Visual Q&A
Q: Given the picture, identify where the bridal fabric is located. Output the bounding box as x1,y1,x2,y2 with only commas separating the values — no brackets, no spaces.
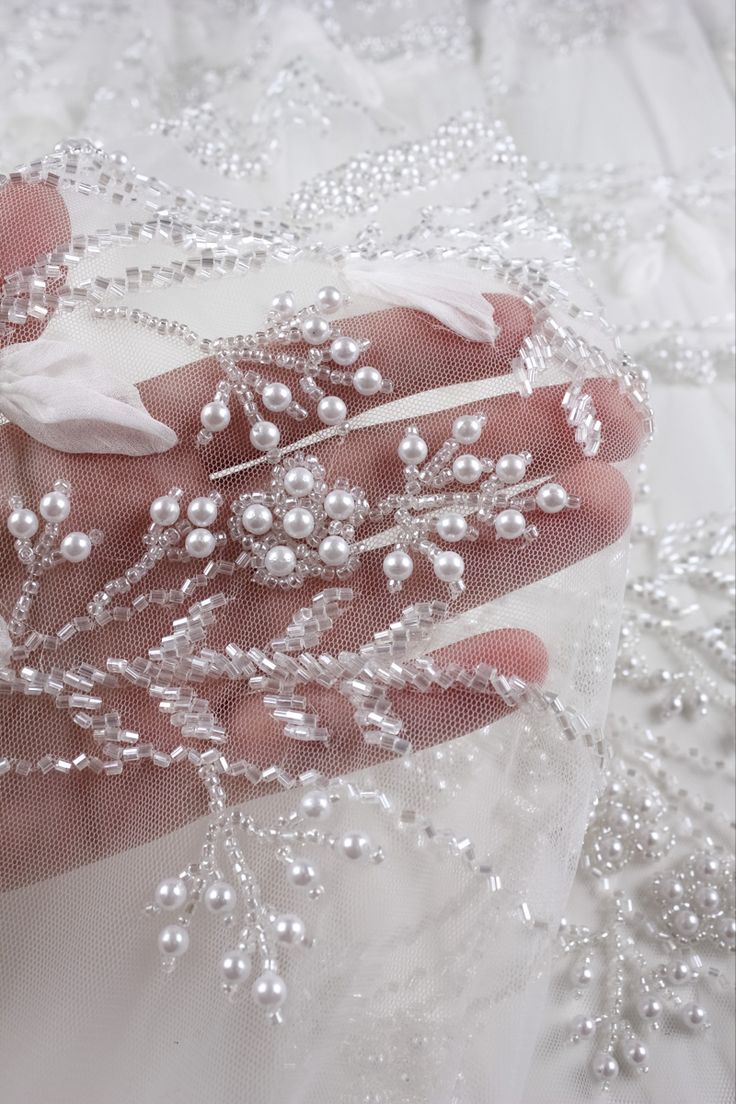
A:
0,3,732,1104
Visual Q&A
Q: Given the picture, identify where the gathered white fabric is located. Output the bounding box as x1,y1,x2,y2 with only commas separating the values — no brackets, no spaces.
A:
342,260,500,342
0,3,732,1104
0,338,177,453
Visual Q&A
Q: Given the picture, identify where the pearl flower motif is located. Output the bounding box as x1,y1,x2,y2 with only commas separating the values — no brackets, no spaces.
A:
379,414,578,594
651,851,735,951
196,287,391,452
230,453,369,587
584,775,675,873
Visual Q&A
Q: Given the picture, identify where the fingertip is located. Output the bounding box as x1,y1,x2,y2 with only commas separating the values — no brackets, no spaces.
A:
565,460,633,548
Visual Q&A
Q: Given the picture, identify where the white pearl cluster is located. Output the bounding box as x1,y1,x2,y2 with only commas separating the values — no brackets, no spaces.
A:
197,287,390,452
585,776,675,873
5,482,100,639
652,851,735,951
231,453,369,588
151,769,383,1017
381,414,576,594
179,492,224,560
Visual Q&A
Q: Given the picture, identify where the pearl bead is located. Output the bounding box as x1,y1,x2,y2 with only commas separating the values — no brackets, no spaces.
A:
613,808,632,830
300,790,331,819
154,878,187,910
674,909,700,937
719,916,736,945
317,395,347,425
319,535,350,566
435,513,467,543
591,1052,619,1081
220,950,251,983
695,855,720,878
494,509,526,540
185,528,216,558
638,997,662,1021
695,886,721,914
664,878,685,902
452,454,482,484
536,482,569,513
7,508,38,540
383,550,413,581
252,970,287,1009
301,316,331,345
573,1016,596,1038
433,550,464,583
288,859,317,887
398,433,428,466
274,914,306,944
330,335,359,366
626,1041,648,1067
265,545,296,577
271,291,294,317
681,1002,708,1030
60,531,92,563
601,837,624,862
187,496,218,528
577,965,594,986
353,366,382,395
283,507,315,540
283,466,314,497
669,961,690,985
495,454,527,484
250,421,280,452
200,400,231,432
39,491,70,523
452,414,484,445
262,382,292,412
243,504,273,535
317,285,342,314
324,490,355,521
149,495,180,526
340,832,371,860
158,924,189,957
204,881,236,914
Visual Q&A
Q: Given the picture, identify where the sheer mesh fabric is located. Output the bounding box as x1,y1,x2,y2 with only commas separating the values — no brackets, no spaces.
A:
0,4,650,1102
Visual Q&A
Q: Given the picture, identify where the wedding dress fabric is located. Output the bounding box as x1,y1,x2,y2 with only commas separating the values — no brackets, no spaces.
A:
0,3,732,1103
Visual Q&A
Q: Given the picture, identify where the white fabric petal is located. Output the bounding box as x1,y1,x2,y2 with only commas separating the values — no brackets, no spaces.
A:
668,208,727,283
342,259,498,342
611,240,665,297
0,338,177,454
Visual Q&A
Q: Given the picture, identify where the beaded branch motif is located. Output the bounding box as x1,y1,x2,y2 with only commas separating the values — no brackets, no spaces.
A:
1,477,602,1017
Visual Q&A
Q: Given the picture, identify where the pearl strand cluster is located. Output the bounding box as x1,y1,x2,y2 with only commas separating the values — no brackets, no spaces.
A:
4,482,100,644
230,451,369,587
148,728,523,1020
380,413,577,593
560,712,735,1084
150,766,384,1019
197,285,390,452
617,512,735,719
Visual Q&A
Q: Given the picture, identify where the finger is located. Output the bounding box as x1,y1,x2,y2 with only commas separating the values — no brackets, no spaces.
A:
325,460,632,650
211,627,549,786
0,626,547,888
0,180,71,348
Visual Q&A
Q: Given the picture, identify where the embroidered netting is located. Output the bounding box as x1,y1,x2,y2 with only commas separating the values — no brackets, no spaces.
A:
0,4,658,1103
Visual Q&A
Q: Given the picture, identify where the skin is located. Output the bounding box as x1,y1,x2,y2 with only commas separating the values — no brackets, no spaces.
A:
0,182,643,887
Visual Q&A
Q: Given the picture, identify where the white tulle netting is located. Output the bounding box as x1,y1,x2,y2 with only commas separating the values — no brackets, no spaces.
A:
0,4,660,1103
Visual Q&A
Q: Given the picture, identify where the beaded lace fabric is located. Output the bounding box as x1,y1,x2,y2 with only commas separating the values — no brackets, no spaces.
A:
0,3,732,1104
